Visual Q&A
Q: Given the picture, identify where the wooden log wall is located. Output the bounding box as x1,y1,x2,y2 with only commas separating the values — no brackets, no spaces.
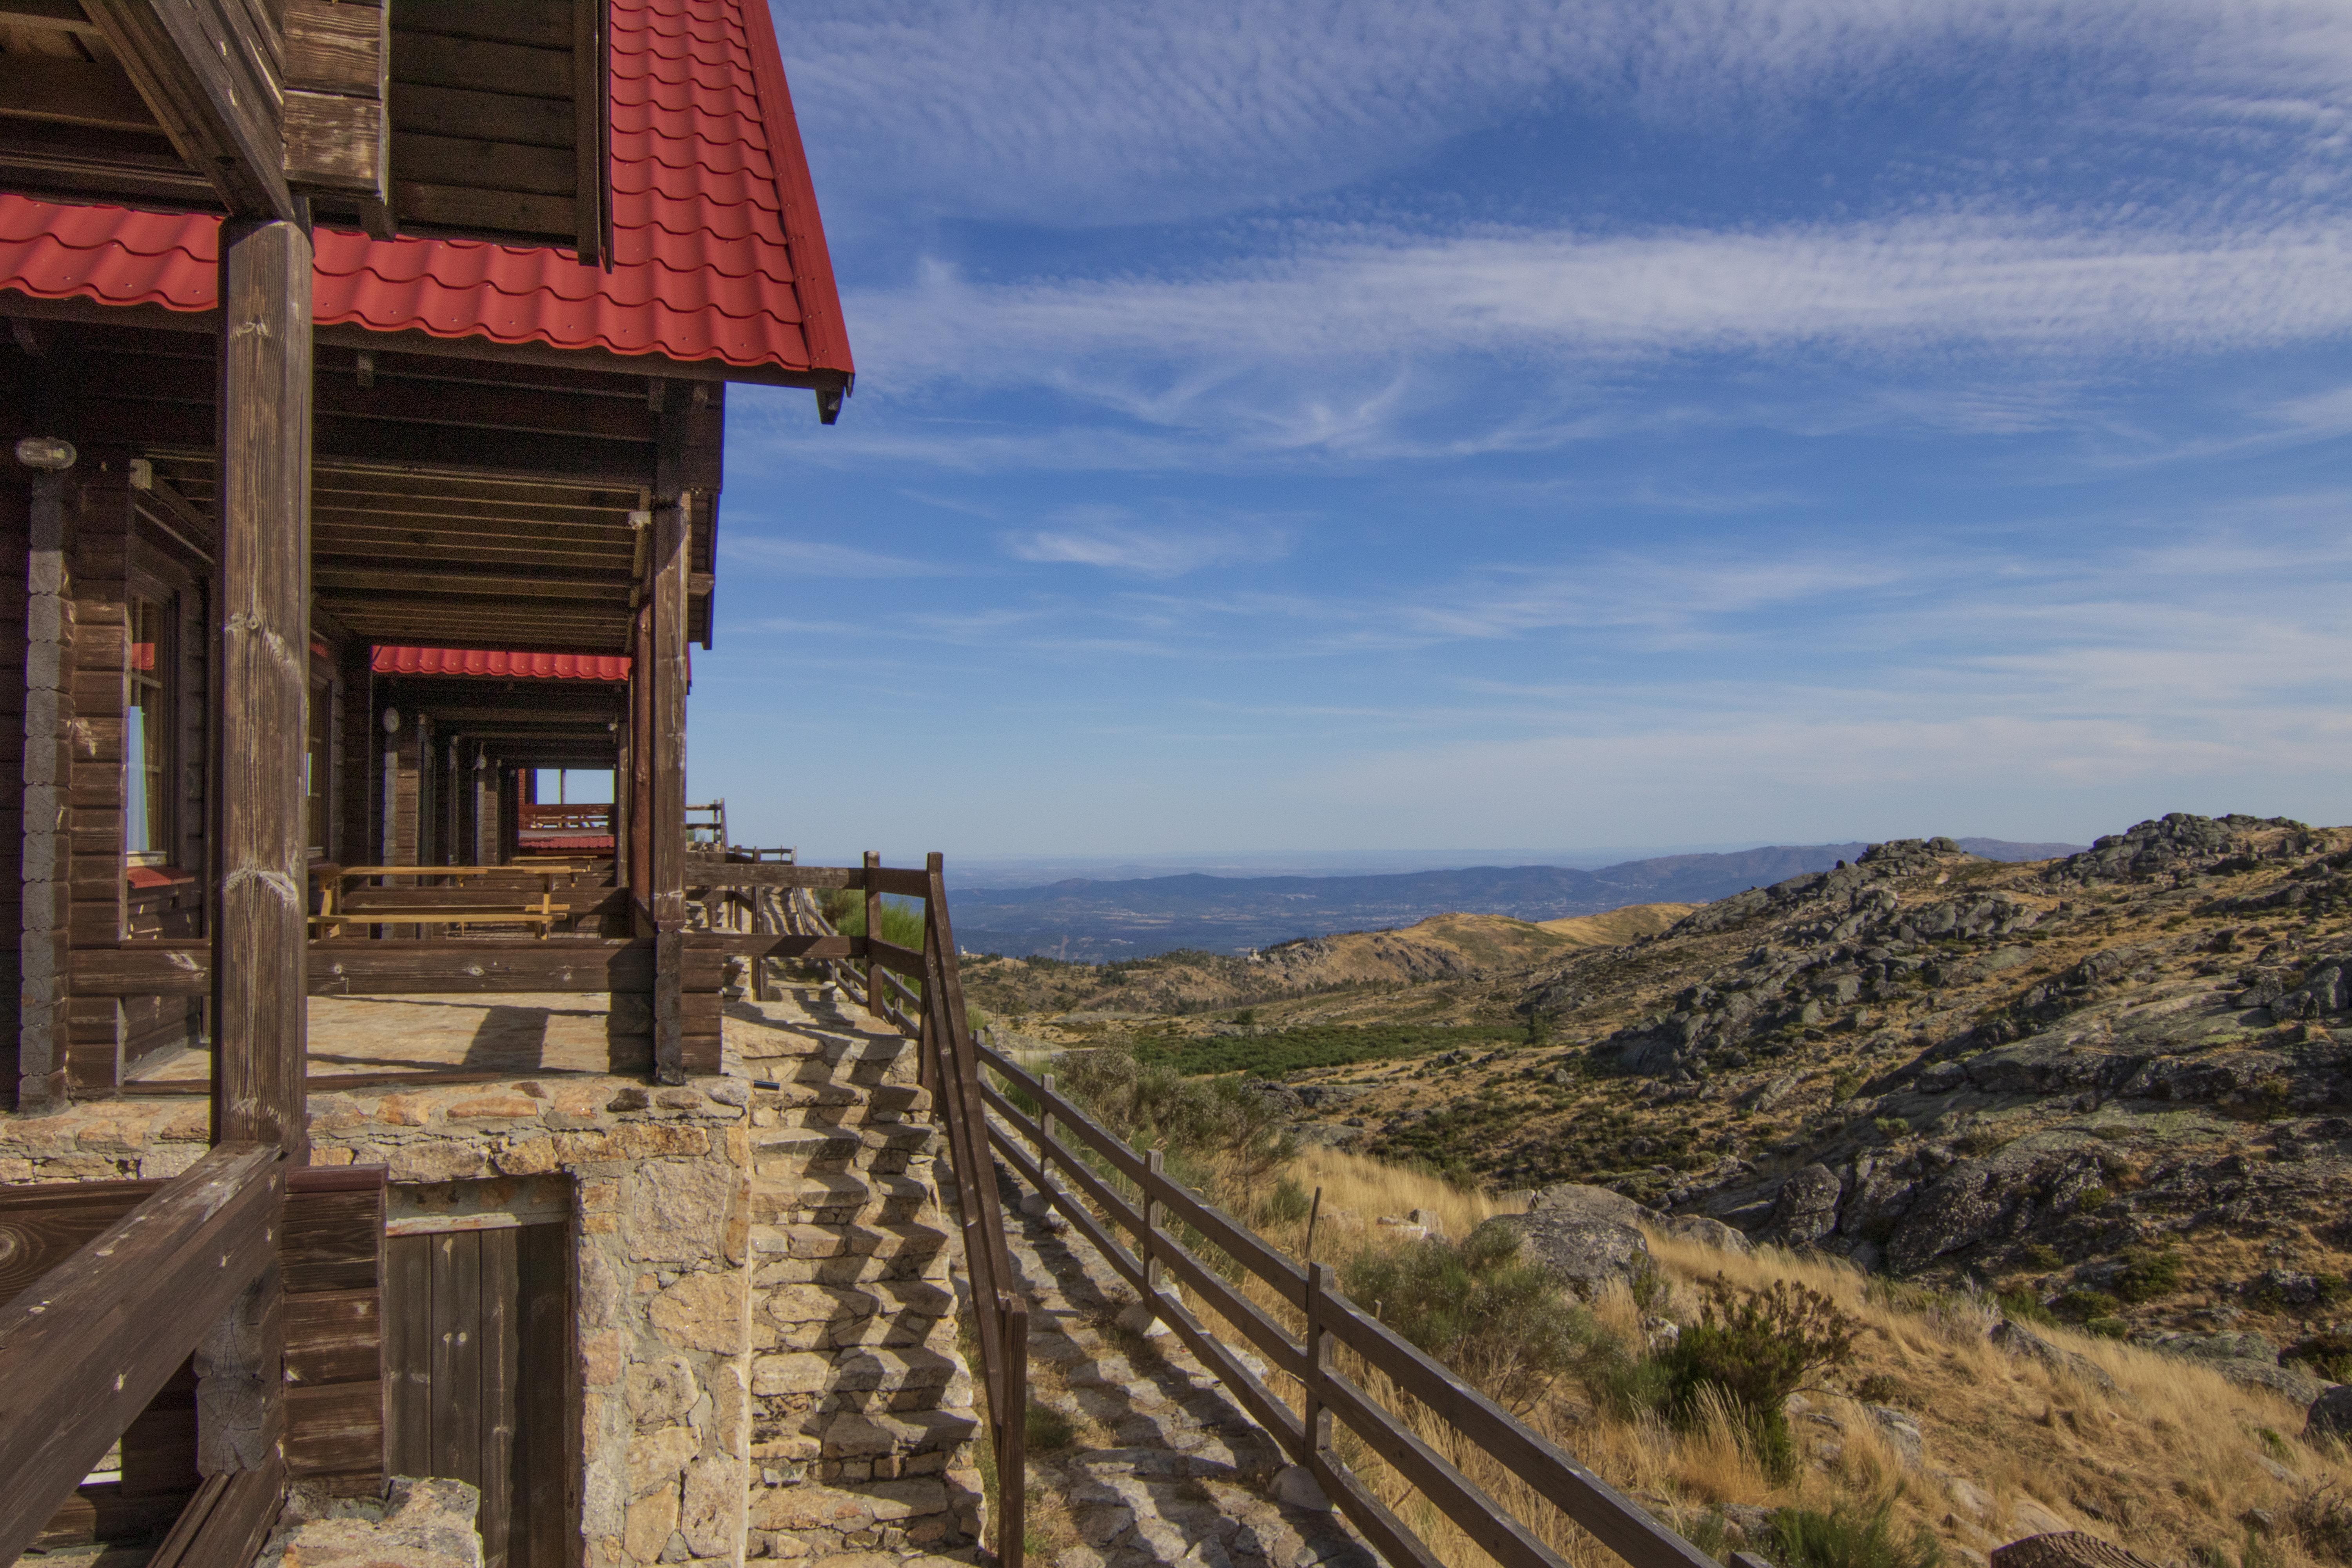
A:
336,637,374,865
18,466,75,1111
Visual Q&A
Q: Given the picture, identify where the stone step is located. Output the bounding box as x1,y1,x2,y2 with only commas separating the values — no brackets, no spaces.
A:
752,1170,934,1227
778,1082,931,1126
819,1407,978,1461
751,1222,953,1285
747,1476,971,1549
759,1281,958,1353
753,1124,937,1176
752,1345,971,1402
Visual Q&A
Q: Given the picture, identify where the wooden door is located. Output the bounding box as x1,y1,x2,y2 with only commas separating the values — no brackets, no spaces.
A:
386,1225,571,1568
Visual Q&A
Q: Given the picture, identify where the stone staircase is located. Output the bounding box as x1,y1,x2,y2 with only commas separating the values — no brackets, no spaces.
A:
737,984,985,1563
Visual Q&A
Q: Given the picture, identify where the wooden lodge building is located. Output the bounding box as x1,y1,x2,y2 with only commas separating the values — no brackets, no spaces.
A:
0,3,953,1566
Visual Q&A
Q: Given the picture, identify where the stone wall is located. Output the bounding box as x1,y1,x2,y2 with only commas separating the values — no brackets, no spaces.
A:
0,1072,762,1568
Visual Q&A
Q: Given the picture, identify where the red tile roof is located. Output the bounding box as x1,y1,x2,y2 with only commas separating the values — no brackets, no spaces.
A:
0,0,850,381
374,647,632,682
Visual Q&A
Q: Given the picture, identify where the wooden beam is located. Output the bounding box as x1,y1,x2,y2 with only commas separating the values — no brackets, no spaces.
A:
211,219,312,1160
648,501,687,1079
309,939,653,994
80,0,297,221
0,1144,283,1567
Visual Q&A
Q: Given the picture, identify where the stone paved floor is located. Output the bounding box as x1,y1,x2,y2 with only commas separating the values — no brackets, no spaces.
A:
996,1167,1379,1568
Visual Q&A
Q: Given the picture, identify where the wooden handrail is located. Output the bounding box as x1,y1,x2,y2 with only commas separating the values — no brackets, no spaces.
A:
971,1040,1731,1568
0,1143,284,1565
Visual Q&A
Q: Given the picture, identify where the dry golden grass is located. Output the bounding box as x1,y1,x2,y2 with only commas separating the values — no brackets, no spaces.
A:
1535,904,1703,946
1138,1147,2352,1566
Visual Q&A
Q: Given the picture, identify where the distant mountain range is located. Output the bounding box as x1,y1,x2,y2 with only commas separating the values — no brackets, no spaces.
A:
951,837,2087,960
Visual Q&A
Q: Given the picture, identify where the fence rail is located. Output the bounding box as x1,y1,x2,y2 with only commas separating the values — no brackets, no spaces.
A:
0,1142,287,1566
971,1045,1736,1568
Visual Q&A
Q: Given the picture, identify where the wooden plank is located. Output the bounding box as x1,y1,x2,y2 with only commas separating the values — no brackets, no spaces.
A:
395,129,574,196
285,0,387,95
394,0,572,50
479,1225,518,1566
0,1144,282,1566
681,859,877,891
73,941,212,995
285,90,387,198
394,179,575,240
679,931,853,961
286,1289,381,1385
385,1234,431,1479
1309,1452,1447,1568
1320,1368,1570,1568
212,218,313,1159
517,1222,569,1568
0,54,160,132
145,1454,286,1568
429,1229,482,1486
285,1381,385,1479
572,0,603,262
390,81,573,146
392,27,573,94
867,935,924,980
308,938,653,993
1314,1290,1718,1568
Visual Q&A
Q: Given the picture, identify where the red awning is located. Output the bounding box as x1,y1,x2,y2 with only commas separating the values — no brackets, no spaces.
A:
0,0,850,380
373,647,631,682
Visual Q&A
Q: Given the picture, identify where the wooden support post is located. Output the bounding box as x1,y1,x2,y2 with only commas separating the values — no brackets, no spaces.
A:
333,637,371,865
18,468,74,1111
863,850,882,1021
1142,1148,1165,1300
1036,1073,1056,1193
648,501,688,1081
1302,1262,1334,1459
211,218,312,1161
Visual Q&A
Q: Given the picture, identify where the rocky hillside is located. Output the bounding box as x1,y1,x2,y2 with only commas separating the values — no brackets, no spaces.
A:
1262,814,2352,1399
978,813,2352,1409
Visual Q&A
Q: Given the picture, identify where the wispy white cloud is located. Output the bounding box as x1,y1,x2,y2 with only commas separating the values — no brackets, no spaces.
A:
999,508,1294,577
718,537,958,577
788,0,2352,226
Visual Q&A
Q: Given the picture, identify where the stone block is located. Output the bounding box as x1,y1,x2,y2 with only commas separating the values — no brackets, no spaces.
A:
649,1270,748,1354
624,1483,681,1561
629,1355,699,1429
628,1426,699,1496
625,1158,736,1264
679,1456,742,1558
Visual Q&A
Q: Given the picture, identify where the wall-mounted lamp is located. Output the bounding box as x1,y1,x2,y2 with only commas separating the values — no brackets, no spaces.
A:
14,436,76,472
381,707,402,734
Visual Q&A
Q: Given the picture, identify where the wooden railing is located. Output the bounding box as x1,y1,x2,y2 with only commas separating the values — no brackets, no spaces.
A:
970,1049,1752,1568
688,853,1027,1568
0,1143,288,1566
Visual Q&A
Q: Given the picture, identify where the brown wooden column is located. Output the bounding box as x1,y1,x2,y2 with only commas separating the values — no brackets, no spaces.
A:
209,218,312,1161
648,501,689,1081
18,468,76,1111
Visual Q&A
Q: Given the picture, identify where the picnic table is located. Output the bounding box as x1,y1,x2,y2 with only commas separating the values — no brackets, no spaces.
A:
310,863,588,939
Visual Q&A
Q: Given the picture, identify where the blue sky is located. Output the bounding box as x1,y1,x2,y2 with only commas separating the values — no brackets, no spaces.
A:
686,0,2352,867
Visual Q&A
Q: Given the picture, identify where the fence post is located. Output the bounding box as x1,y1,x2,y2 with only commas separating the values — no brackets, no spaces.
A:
999,1290,1029,1568
1142,1149,1165,1302
1036,1073,1057,1195
1302,1262,1334,1464
862,851,882,1021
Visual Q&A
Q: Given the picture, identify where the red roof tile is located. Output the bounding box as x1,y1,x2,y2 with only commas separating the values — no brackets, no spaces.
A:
0,0,850,381
374,647,632,682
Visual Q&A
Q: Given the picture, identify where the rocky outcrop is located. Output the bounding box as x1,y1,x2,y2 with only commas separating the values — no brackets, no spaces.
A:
1476,1210,1652,1298
1764,1163,1842,1248
1989,1319,2116,1392
2043,813,2308,885
1886,1134,2112,1274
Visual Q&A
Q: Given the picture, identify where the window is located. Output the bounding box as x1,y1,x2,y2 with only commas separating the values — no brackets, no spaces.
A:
125,599,171,862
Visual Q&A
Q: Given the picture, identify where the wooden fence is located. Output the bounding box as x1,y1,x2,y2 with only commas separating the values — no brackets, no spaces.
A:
966,1048,1753,1568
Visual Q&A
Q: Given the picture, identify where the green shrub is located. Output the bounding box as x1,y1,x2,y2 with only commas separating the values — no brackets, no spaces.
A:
2114,1249,2184,1303
1873,1116,1911,1139
2085,1316,2130,1340
1770,1498,1940,1568
2021,1243,2063,1270
1994,1289,2056,1326
832,893,928,952
1342,1227,1597,1414
1831,1070,1864,1102
1851,1372,1910,1406
1025,1402,1076,1452
2054,1288,2119,1321
1655,1277,1862,1476
1055,1045,1296,1196
2076,1185,2114,1211
1258,1176,1315,1228
2287,1330,2352,1385
1129,1023,1522,1078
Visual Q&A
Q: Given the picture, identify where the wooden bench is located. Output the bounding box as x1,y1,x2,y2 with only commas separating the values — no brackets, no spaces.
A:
312,865,584,940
